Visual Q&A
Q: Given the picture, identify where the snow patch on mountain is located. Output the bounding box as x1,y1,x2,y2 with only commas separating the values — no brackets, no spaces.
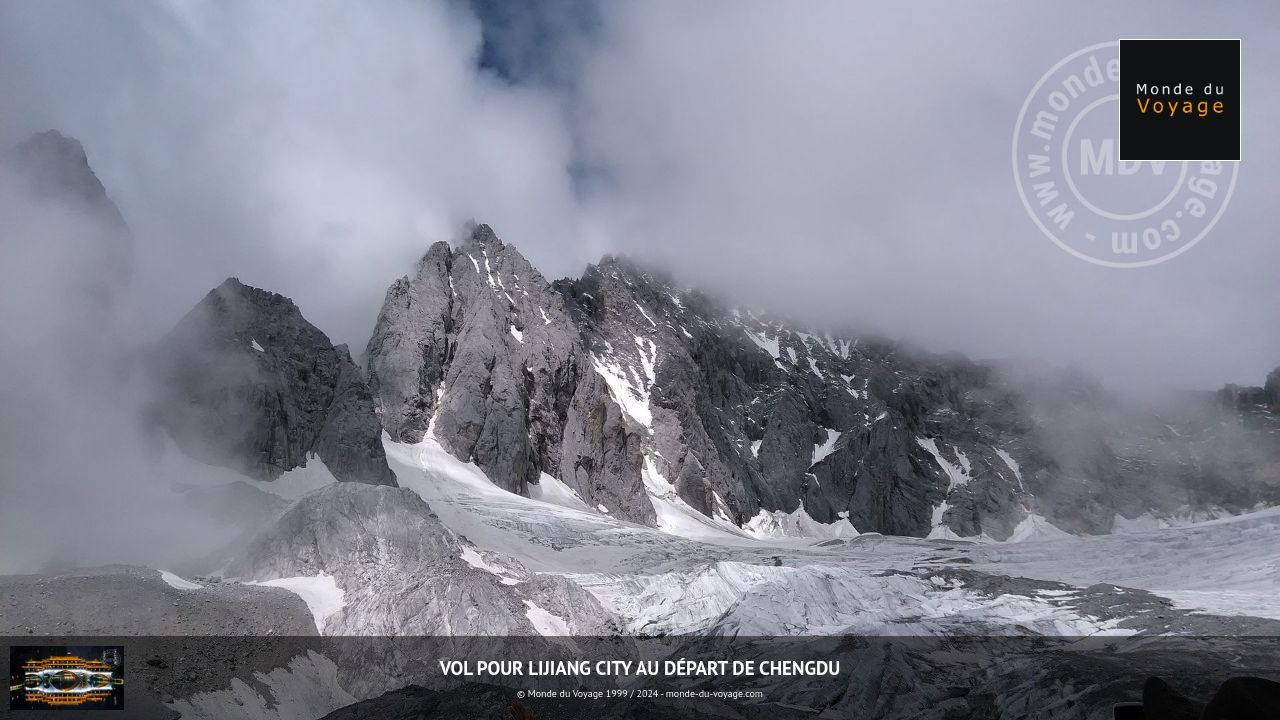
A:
481,248,500,290
917,437,971,491
395,433,500,494
808,357,822,378
268,458,341,499
995,448,1024,490
528,472,593,513
249,574,345,633
744,328,785,370
460,545,518,585
918,437,976,536
523,599,571,636
634,302,657,327
635,336,657,386
741,504,858,540
592,354,652,429
811,429,841,465
642,456,746,540
160,570,203,590
1008,514,1072,543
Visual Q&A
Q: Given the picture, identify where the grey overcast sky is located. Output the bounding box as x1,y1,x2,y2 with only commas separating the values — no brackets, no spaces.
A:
1,1,1276,391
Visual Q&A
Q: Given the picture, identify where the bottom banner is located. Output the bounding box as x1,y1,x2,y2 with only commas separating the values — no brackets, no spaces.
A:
4,635,1279,719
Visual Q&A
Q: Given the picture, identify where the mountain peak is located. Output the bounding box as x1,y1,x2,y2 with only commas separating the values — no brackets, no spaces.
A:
5,130,109,207
3,130,133,291
154,278,397,487
14,129,88,162
460,221,503,250
213,276,290,305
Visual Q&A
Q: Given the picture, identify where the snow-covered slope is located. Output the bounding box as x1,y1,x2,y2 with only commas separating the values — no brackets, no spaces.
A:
344,433,1280,637
968,505,1280,620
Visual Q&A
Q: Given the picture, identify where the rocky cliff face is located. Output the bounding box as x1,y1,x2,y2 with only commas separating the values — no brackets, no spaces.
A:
367,224,1280,539
364,226,581,498
365,224,652,523
556,259,1016,537
151,278,396,486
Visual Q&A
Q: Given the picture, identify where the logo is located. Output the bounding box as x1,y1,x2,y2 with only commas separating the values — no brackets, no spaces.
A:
1119,39,1240,161
9,646,125,710
1012,41,1238,268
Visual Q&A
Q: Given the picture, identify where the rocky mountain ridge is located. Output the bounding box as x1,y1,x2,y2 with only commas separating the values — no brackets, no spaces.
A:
366,223,1280,539
9,128,1274,539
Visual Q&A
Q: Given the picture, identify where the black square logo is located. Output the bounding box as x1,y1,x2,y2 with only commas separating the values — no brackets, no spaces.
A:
1119,39,1240,161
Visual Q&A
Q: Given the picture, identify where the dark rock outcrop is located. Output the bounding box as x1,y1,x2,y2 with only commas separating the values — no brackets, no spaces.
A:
151,278,396,486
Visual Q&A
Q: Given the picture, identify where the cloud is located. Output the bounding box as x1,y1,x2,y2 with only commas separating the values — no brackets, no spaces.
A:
0,0,585,351
0,163,239,573
1,0,1277,573
0,0,589,571
0,0,1276,396
571,2,1280,390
